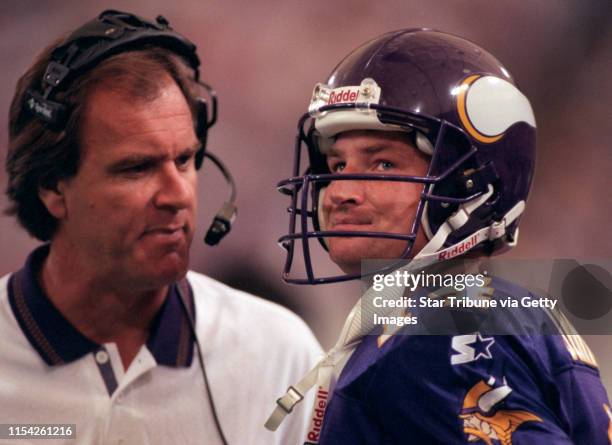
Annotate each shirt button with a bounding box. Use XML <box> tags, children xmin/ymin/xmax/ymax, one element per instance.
<box><xmin>95</xmin><ymin>350</ymin><xmax>109</xmax><ymax>364</ymax></box>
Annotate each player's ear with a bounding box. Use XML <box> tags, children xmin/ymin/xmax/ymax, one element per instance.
<box><xmin>38</xmin><ymin>181</ymin><xmax>68</xmax><ymax>220</ymax></box>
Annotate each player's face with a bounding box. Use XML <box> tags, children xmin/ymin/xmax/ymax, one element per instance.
<box><xmin>321</xmin><ymin>130</ymin><xmax>429</xmax><ymax>274</ymax></box>
<box><xmin>53</xmin><ymin>77</ymin><xmax>198</xmax><ymax>288</ymax></box>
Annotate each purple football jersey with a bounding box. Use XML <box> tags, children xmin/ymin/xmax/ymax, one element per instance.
<box><xmin>317</xmin><ymin>278</ymin><xmax>611</xmax><ymax>444</ymax></box>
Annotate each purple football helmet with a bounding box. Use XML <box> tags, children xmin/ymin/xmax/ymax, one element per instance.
<box><xmin>278</xmin><ymin>29</ymin><xmax>536</xmax><ymax>284</ymax></box>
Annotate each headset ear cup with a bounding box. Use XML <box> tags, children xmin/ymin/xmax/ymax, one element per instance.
<box><xmin>24</xmin><ymin>90</ymin><xmax>67</xmax><ymax>128</ymax></box>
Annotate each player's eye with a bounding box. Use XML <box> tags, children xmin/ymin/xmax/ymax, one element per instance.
<box><xmin>329</xmin><ymin>161</ymin><xmax>346</xmax><ymax>172</ymax></box>
<box><xmin>375</xmin><ymin>160</ymin><xmax>395</xmax><ymax>171</ymax></box>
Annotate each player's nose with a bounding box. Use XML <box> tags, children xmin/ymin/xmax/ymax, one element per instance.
<box><xmin>325</xmin><ymin>176</ymin><xmax>366</xmax><ymax>207</ymax></box>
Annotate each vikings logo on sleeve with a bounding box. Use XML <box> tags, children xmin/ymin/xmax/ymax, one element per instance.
<box><xmin>460</xmin><ymin>376</ymin><xmax>542</xmax><ymax>445</ymax></box>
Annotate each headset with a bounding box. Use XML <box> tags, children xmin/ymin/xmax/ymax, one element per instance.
<box><xmin>24</xmin><ymin>9</ymin><xmax>237</xmax><ymax>246</ymax></box>
<box><xmin>24</xmin><ymin>10</ymin><xmax>235</xmax><ymax>444</ymax></box>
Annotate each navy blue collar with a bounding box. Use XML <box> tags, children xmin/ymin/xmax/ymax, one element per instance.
<box><xmin>9</xmin><ymin>244</ymin><xmax>194</xmax><ymax>367</ymax></box>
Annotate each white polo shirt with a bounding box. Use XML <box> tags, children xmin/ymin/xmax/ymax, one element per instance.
<box><xmin>0</xmin><ymin>245</ymin><xmax>322</xmax><ymax>444</ymax></box>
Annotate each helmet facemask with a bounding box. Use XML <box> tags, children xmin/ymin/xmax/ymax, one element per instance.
<box><xmin>278</xmin><ymin>97</ymin><xmax>494</xmax><ymax>284</ymax></box>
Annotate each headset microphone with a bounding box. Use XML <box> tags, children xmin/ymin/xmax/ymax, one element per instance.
<box><xmin>202</xmin><ymin>151</ymin><xmax>237</xmax><ymax>246</ymax></box>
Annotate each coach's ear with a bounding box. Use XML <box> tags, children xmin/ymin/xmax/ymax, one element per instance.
<box><xmin>38</xmin><ymin>182</ymin><xmax>68</xmax><ymax>220</ymax></box>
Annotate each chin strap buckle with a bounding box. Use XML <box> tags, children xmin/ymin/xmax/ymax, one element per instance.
<box><xmin>488</xmin><ymin>219</ymin><xmax>507</xmax><ymax>240</ymax></box>
<box><xmin>487</xmin><ymin>200</ymin><xmax>525</xmax><ymax>242</ymax></box>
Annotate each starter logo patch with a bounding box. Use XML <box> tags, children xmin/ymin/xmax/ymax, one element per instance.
<box><xmin>451</xmin><ymin>333</ymin><xmax>495</xmax><ymax>365</ymax></box>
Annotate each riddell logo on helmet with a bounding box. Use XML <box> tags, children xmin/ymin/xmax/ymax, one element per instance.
<box><xmin>327</xmin><ymin>88</ymin><xmax>360</xmax><ymax>105</ymax></box>
<box><xmin>438</xmin><ymin>235</ymin><xmax>478</xmax><ymax>260</ymax></box>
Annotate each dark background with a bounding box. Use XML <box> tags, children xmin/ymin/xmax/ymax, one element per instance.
<box><xmin>1</xmin><ymin>0</ymin><xmax>610</xmax><ymax>389</ymax></box>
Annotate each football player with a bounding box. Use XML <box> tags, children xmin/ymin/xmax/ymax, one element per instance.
<box><xmin>266</xmin><ymin>29</ymin><xmax>611</xmax><ymax>444</ymax></box>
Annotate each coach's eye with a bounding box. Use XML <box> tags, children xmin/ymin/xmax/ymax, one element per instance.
<box><xmin>176</xmin><ymin>153</ymin><xmax>194</xmax><ymax>170</ymax></box>
<box><xmin>124</xmin><ymin>162</ymin><xmax>152</xmax><ymax>174</ymax></box>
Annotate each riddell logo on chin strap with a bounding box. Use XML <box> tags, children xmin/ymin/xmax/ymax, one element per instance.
<box><xmin>438</xmin><ymin>235</ymin><xmax>478</xmax><ymax>260</ymax></box>
<box><xmin>328</xmin><ymin>88</ymin><xmax>360</xmax><ymax>105</ymax></box>
<box><xmin>305</xmin><ymin>386</ymin><xmax>329</xmax><ymax>444</ymax></box>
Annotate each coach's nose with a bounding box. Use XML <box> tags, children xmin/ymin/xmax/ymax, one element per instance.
<box><xmin>154</xmin><ymin>162</ymin><xmax>195</xmax><ymax>211</ymax></box>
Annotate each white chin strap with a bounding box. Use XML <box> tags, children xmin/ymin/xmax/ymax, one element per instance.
<box><xmin>264</xmin><ymin>184</ymin><xmax>526</xmax><ymax>436</ymax></box>
<box><xmin>414</xmin><ymin>185</ymin><xmax>524</xmax><ymax>266</ymax></box>
<box><xmin>418</xmin><ymin>184</ymin><xmax>493</xmax><ymax>258</ymax></box>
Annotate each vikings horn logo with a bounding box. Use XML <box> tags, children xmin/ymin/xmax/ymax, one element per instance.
<box><xmin>455</xmin><ymin>75</ymin><xmax>536</xmax><ymax>144</ymax></box>
<box><xmin>459</xmin><ymin>377</ymin><xmax>542</xmax><ymax>445</ymax></box>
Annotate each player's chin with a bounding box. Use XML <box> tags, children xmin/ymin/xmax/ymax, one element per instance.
<box><xmin>328</xmin><ymin>238</ymin><xmax>372</xmax><ymax>275</ymax></box>
<box><xmin>330</xmin><ymin>238</ymin><xmax>412</xmax><ymax>274</ymax></box>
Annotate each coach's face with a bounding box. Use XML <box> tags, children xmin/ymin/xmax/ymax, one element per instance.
<box><xmin>44</xmin><ymin>76</ymin><xmax>198</xmax><ymax>288</ymax></box>
<box><xmin>321</xmin><ymin>130</ymin><xmax>429</xmax><ymax>274</ymax></box>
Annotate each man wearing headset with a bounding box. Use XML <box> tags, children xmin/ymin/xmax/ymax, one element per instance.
<box><xmin>0</xmin><ymin>10</ymin><xmax>321</xmax><ymax>444</ymax></box>
<box><xmin>267</xmin><ymin>30</ymin><xmax>611</xmax><ymax>444</ymax></box>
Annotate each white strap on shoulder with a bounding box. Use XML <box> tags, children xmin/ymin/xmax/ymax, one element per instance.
<box><xmin>265</xmin><ymin>280</ymin><xmax>405</xmax><ymax>432</ymax></box>
<box><xmin>264</xmin><ymin>299</ymin><xmax>362</xmax><ymax>431</ymax></box>
<box><xmin>265</xmin><ymin>364</ymin><xmax>321</xmax><ymax>431</ymax></box>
